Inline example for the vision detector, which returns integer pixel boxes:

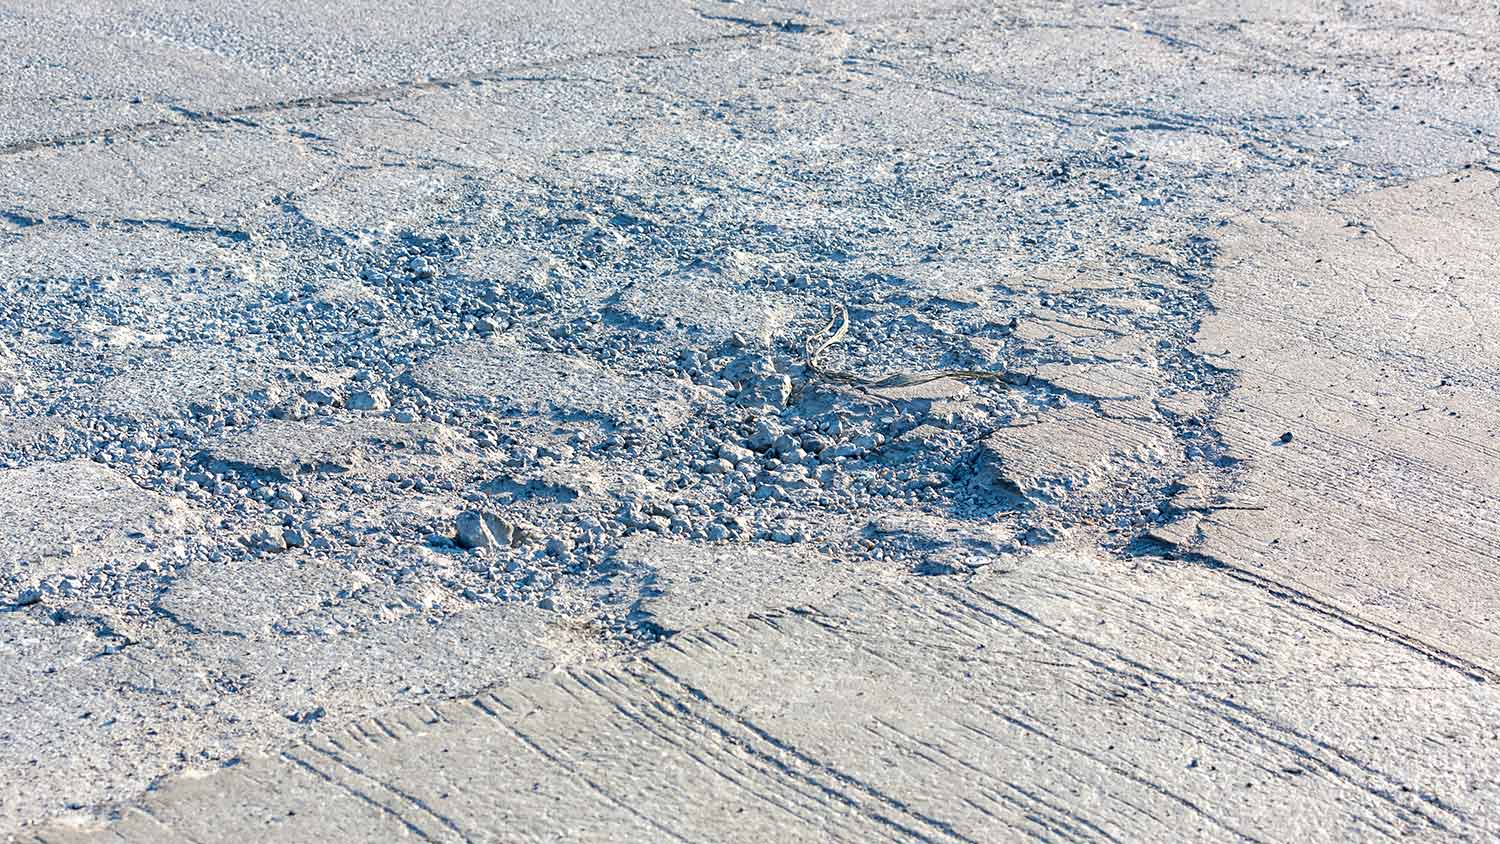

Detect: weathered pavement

[4,0,1500,840]
[30,550,1500,843]
[24,172,1500,843]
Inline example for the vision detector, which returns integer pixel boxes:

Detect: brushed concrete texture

[27,549,1500,842]
[1170,170,1500,678]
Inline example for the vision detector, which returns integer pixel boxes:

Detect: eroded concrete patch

[94,346,292,422]
[0,460,195,597]
[408,337,697,428]
[196,417,457,481]
[968,408,1176,508]
[603,261,800,346]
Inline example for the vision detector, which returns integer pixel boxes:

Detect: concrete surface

[2,0,1499,840]
[1164,169,1500,680]
[27,550,1500,842]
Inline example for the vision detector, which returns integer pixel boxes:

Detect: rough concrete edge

[1147,162,1500,685]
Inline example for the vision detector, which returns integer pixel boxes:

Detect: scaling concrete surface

[2,0,1499,841]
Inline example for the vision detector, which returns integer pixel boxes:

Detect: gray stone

[455,510,516,549]
[716,442,754,465]
[245,526,289,553]
[346,389,390,412]
[748,419,781,452]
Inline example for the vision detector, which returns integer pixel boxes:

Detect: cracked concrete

[2,0,1499,840]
